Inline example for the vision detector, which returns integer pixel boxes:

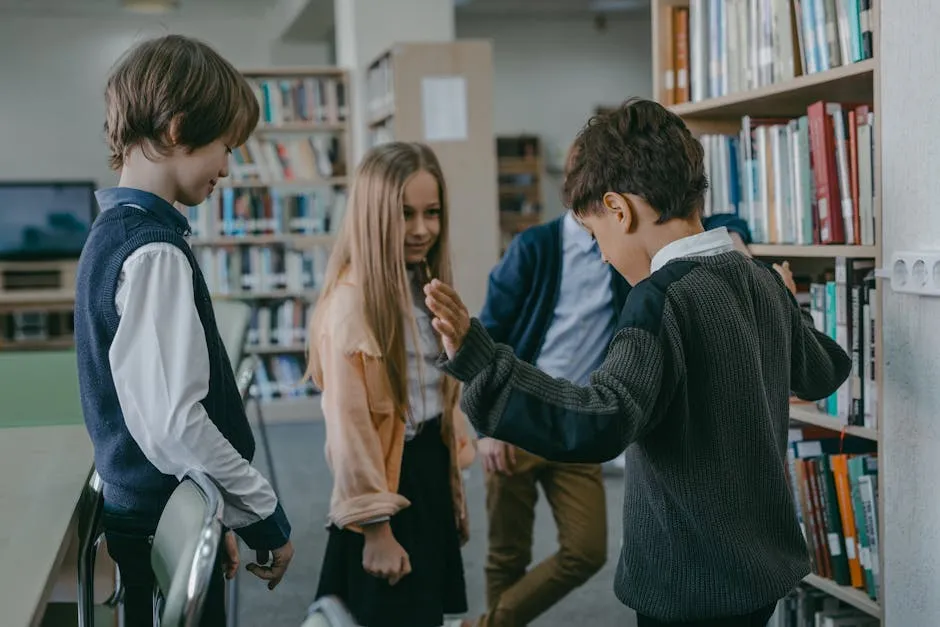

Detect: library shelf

[670,59,875,120]
[255,122,347,133]
[789,405,879,442]
[190,234,336,247]
[217,178,347,189]
[802,574,881,618]
[748,244,878,259]
[240,66,347,78]
[245,344,307,355]
[210,290,318,301]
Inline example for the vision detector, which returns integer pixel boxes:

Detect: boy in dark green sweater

[424,98,850,626]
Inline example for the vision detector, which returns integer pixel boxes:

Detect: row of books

[701,101,874,246]
[248,354,317,401]
[770,586,877,626]
[366,54,395,120]
[805,258,877,429]
[188,189,346,239]
[246,299,310,350]
[665,0,874,105]
[196,246,328,296]
[787,427,880,600]
[250,77,348,126]
[229,136,345,183]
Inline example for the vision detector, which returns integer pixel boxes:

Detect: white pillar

[335,0,455,164]
[881,0,940,624]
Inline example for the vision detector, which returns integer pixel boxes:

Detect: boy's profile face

[575,192,653,286]
[168,136,231,207]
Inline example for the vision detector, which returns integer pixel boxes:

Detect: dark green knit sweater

[440,252,850,621]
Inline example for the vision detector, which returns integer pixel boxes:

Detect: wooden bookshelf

[671,60,876,120]
[803,574,881,619]
[0,261,77,351]
[790,405,879,442]
[652,0,884,620]
[190,66,352,410]
[496,136,543,255]
[748,244,878,259]
[365,40,500,314]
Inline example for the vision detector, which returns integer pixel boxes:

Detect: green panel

[0,350,83,428]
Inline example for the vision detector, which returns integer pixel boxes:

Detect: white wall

[0,15,329,189]
[880,0,940,624]
[456,14,652,219]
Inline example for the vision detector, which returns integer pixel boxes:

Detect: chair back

[300,597,357,627]
[77,469,105,627]
[213,300,253,368]
[151,472,224,627]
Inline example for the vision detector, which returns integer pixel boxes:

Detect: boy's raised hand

[424,279,471,359]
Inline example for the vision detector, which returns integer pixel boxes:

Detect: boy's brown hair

[563,97,708,222]
[104,34,259,170]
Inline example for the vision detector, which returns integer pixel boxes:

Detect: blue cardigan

[479,216,631,363]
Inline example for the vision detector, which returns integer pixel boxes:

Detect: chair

[212,300,282,627]
[151,471,224,627]
[77,468,123,627]
[213,300,280,497]
[300,597,357,627]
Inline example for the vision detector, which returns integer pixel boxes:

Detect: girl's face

[402,169,442,264]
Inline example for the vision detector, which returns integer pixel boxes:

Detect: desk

[0,425,93,627]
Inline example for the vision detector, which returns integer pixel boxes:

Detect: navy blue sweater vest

[75,189,255,518]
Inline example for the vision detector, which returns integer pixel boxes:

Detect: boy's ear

[602,192,635,234]
[166,114,185,146]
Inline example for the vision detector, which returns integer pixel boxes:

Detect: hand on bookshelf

[424,279,470,359]
[774,261,797,296]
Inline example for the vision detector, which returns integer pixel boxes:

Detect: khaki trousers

[478,448,607,627]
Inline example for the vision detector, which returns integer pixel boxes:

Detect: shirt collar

[563,211,597,253]
[650,226,736,274]
[94,187,191,235]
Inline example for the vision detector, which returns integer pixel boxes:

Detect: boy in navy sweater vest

[74,35,293,625]
[426,99,850,625]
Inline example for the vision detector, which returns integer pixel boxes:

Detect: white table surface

[0,424,93,627]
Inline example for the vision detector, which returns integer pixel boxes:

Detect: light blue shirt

[534,212,616,385]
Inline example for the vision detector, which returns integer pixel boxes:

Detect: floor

[237,420,638,627]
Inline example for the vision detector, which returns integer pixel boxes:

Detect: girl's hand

[773,261,797,296]
[362,521,412,585]
[424,279,471,359]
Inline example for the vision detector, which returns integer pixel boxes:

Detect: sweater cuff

[438,318,496,383]
[235,502,291,551]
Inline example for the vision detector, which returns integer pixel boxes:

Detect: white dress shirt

[650,226,737,274]
[110,242,278,529]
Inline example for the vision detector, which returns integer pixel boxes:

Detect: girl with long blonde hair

[307,142,474,627]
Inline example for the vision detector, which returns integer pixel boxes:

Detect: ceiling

[0,0,279,17]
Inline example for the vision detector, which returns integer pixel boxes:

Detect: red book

[807,101,846,244]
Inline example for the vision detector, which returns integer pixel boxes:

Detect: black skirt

[316,417,468,627]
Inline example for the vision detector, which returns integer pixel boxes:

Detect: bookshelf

[651,0,884,622]
[188,67,352,421]
[0,261,78,352]
[497,135,544,255]
[365,40,500,315]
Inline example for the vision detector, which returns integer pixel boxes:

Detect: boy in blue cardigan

[476,211,630,627]
[74,35,293,625]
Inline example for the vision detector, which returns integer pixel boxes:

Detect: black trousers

[636,603,777,627]
[103,504,226,627]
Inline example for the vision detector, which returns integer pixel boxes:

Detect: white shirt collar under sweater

[649,226,736,275]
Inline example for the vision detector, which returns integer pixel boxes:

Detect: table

[0,424,93,627]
